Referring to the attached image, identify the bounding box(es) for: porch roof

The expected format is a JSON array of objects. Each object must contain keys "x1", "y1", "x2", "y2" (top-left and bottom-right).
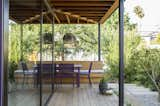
[{"x1": 9, "y1": 0, "x2": 119, "y2": 24}]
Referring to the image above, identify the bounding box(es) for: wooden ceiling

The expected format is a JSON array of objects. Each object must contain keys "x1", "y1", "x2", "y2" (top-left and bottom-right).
[{"x1": 9, "y1": 0, "x2": 119, "y2": 24}]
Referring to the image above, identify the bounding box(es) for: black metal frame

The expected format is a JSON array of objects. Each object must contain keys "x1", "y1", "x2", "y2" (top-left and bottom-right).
[
  {"x1": 98, "y1": 23, "x2": 101, "y2": 61},
  {"x1": 0, "y1": 0, "x2": 125, "y2": 106},
  {"x1": 40, "y1": 0, "x2": 43, "y2": 106},
  {"x1": 20, "y1": 24, "x2": 23, "y2": 61},
  {"x1": 51, "y1": 16, "x2": 55, "y2": 92},
  {"x1": 0, "y1": 0, "x2": 9, "y2": 106},
  {"x1": 0, "y1": 1, "x2": 3, "y2": 105},
  {"x1": 119, "y1": 0, "x2": 124, "y2": 106}
]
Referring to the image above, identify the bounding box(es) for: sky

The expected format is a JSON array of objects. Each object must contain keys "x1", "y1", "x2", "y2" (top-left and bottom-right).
[{"x1": 125, "y1": 0, "x2": 160, "y2": 36}]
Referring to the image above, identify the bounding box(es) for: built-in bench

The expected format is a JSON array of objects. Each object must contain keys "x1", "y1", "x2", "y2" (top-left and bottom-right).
[{"x1": 15, "y1": 61, "x2": 104, "y2": 84}]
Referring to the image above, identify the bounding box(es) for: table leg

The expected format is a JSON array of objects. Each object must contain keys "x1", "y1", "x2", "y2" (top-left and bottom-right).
[{"x1": 77, "y1": 67, "x2": 80, "y2": 87}]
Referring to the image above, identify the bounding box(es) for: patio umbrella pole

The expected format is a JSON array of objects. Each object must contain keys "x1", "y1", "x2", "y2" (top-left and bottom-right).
[{"x1": 119, "y1": 0, "x2": 124, "y2": 106}]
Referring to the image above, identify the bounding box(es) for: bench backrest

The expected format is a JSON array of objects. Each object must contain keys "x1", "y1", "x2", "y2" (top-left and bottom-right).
[{"x1": 27, "y1": 61, "x2": 104, "y2": 70}]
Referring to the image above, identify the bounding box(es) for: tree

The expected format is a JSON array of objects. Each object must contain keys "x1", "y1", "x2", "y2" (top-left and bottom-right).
[
  {"x1": 134, "y1": 5, "x2": 145, "y2": 19},
  {"x1": 134, "y1": 5, "x2": 145, "y2": 32}
]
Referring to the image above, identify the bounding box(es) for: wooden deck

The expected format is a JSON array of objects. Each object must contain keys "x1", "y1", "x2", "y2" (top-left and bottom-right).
[{"x1": 48, "y1": 84, "x2": 118, "y2": 106}]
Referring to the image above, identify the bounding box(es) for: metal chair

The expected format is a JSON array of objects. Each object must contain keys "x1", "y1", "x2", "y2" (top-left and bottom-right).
[
  {"x1": 80, "y1": 62, "x2": 93, "y2": 85},
  {"x1": 20, "y1": 61, "x2": 37, "y2": 87},
  {"x1": 36, "y1": 64, "x2": 55, "y2": 87}
]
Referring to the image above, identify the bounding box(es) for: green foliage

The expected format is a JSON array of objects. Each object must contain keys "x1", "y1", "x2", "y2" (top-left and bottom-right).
[
  {"x1": 8, "y1": 61, "x2": 18, "y2": 83},
  {"x1": 101, "y1": 10, "x2": 141, "y2": 80},
  {"x1": 129, "y1": 48, "x2": 160, "y2": 92}
]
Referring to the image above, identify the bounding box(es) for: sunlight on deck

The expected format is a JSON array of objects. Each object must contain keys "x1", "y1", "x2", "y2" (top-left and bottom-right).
[{"x1": 48, "y1": 84, "x2": 118, "y2": 106}]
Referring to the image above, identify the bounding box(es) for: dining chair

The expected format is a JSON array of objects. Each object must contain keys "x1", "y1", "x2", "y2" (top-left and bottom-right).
[
  {"x1": 80, "y1": 62, "x2": 93, "y2": 85},
  {"x1": 36, "y1": 64, "x2": 55, "y2": 87},
  {"x1": 20, "y1": 61, "x2": 37, "y2": 87},
  {"x1": 54, "y1": 64, "x2": 76, "y2": 87}
]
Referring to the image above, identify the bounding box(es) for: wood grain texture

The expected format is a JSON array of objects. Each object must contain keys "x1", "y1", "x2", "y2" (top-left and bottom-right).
[
  {"x1": 9, "y1": 0, "x2": 117, "y2": 24},
  {"x1": 48, "y1": 84, "x2": 118, "y2": 106}
]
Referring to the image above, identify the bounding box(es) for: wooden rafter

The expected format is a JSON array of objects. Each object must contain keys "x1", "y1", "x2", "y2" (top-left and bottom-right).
[
  {"x1": 66, "y1": 15, "x2": 70, "y2": 24},
  {"x1": 54, "y1": 9, "x2": 97, "y2": 23},
  {"x1": 22, "y1": 12, "x2": 47, "y2": 23},
  {"x1": 54, "y1": 13, "x2": 61, "y2": 23},
  {"x1": 100, "y1": 0, "x2": 119, "y2": 23},
  {"x1": 9, "y1": 16, "x2": 20, "y2": 23},
  {"x1": 22, "y1": 7, "x2": 97, "y2": 24},
  {"x1": 44, "y1": 0, "x2": 61, "y2": 24},
  {"x1": 45, "y1": 14, "x2": 52, "y2": 23},
  {"x1": 77, "y1": 17, "x2": 80, "y2": 23}
]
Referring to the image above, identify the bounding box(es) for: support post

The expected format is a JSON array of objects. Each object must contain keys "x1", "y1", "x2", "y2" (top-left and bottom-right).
[
  {"x1": 119, "y1": 0, "x2": 124, "y2": 106},
  {"x1": 0, "y1": 1, "x2": 3, "y2": 106},
  {"x1": 40, "y1": 0, "x2": 43, "y2": 105},
  {"x1": 51, "y1": 15, "x2": 55, "y2": 92},
  {"x1": 0, "y1": 0, "x2": 9, "y2": 106},
  {"x1": 98, "y1": 23, "x2": 101, "y2": 61},
  {"x1": 20, "y1": 24, "x2": 23, "y2": 61}
]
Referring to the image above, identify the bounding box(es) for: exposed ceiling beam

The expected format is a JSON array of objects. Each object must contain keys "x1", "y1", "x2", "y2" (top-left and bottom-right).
[
  {"x1": 22, "y1": 0, "x2": 98, "y2": 24},
  {"x1": 100, "y1": 0, "x2": 119, "y2": 23},
  {"x1": 44, "y1": 0, "x2": 61, "y2": 24},
  {"x1": 54, "y1": 13, "x2": 61, "y2": 23},
  {"x1": 77, "y1": 17, "x2": 80, "y2": 24},
  {"x1": 22, "y1": 12, "x2": 47, "y2": 23},
  {"x1": 49, "y1": 0, "x2": 115, "y2": 1},
  {"x1": 45, "y1": 14, "x2": 52, "y2": 23},
  {"x1": 51, "y1": 1, "x2": 114, "y2": 7},
  {"x1": 54, "y1": 9, "x2": 97, "y2": 23},
  {"x1": 66, "y1": 15, "x2": 70, "y2": 24},
  {"x1": 9, "y1": 16, "x2": 20, "y2": 23}
]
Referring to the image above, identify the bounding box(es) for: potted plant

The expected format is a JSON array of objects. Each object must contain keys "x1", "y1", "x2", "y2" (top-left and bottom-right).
[
  {"x1": 8, "y1": 61, "x2": 18, "y2": 92},
  {"x1": 99, "y1": 72, "x2": 113, "y2": 95}
]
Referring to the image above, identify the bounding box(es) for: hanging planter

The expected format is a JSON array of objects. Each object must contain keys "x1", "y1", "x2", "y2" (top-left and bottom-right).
[
  {"x1": 63, "y1": 33, "x2": 76, "y2": 44},
  {"x1": 43, "y1": 32, "x2": 52, "y2": 44}
]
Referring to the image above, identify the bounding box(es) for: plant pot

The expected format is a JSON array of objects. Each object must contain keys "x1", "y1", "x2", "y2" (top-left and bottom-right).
[{"x1": 99, "y1": 80, "x2": 108, "y2": 94}]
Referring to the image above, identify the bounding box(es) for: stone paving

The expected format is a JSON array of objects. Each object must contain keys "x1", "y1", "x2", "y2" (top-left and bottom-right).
[{"x1": 109, "y1": 83, "x2": 160, "y2": 106}]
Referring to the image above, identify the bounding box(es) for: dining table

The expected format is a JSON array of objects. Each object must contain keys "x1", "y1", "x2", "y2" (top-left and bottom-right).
[{"x1": 33, "y1": 64, "x2": 82, "y2": 87}]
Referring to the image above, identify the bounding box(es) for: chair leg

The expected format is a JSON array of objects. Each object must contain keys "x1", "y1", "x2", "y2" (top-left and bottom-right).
[
  {"x1": 72, "y1": 78, "x2": 75, "y2": 87},
  {"x1": 22, "y1": 76, "x2": 25, "y2": 88},
  {"x1": 88, "y1": 76, "x2": 92, "y2": 86}
]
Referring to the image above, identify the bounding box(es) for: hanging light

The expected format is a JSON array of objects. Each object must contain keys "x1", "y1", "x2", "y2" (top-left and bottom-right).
[
  {"x1": 63, "y1": 33, "x2": 77, "y2": 48},
  {"x1": 43, "y1": 32, "x2": 52, "y2": 44},
  {"x1": 63, "y1": 33, "x2": 76, "y2": 44}
]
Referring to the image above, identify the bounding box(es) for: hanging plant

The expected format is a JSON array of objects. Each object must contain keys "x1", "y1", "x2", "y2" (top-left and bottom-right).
[{"x1": 43, "y1": 32, "x2": 52, "y2": 44}]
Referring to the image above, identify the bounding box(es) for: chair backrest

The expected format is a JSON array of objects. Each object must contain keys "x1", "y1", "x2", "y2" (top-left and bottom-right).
[
  {"x1": 37, "y1": 64, "x2": 56, "y2": 71},
  {"x1": 59, "y1": 64, "x2": 74, "y2": 72},
  {"x1": 20, "y1": 61, "x2": 28, "y2": 70},
  {"x1": 20, "y1": 61, "x2": 28, "y2": 75},
  {"x1": 88, "y1": 62, "x2": 93, "y2": 74}
]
